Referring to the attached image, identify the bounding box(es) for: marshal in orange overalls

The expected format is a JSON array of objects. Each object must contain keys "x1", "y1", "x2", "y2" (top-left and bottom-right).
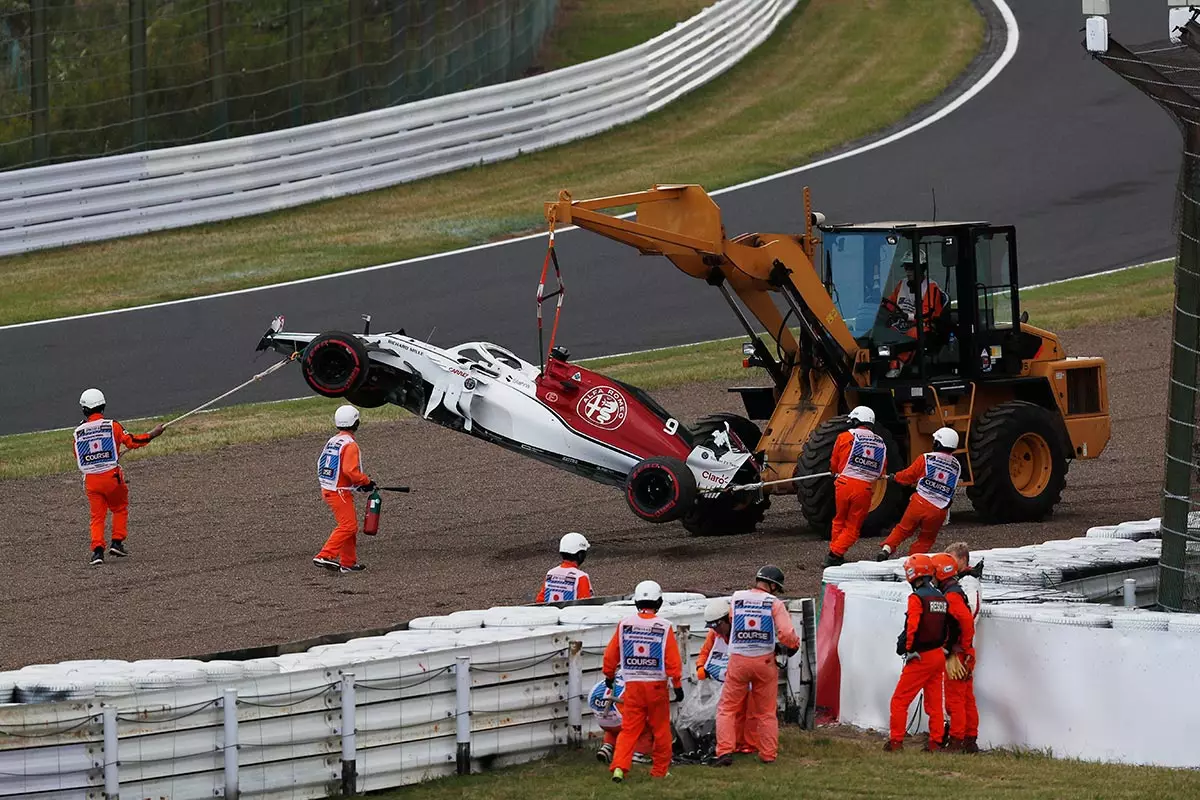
[
  {"x1": 315, "y1": 431, "x2": 372, "y2": 568},
  {"x1": 829, "y1": 426, "x2": 887, "y2": 559},
  {"x1": 72, "y1": 413, "x2": 158, "y2": 553},
  {"x1": 602, "y1": 609, "x2": 682, "y2": 779},
  {"x1": 887, "y1": 556, "x2": 948, "y2": 751}
]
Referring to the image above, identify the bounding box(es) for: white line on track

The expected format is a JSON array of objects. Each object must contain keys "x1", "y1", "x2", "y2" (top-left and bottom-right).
[{"x1": 0, "y1": 0, "x2": 1020, "y2": 334}]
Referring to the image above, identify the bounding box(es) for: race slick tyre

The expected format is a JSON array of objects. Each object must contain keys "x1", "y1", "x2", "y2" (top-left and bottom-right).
[
  {"x1": 796, "y1": 416, "x2": 907, "y2": 539},
  {"x1": 967, "y1": 401, "x2": 1068, "y2": 523},
  {"x1": 301, "y1": 331, "x2": 369, "y2": 398},
  {"x1": 625, "y1": 456, "x2": 698, "y2": 524}
]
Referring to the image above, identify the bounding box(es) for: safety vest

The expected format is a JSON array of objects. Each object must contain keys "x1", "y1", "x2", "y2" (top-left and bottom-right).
[
  {"x1": 905, "y1": 582, "x2": 949, "y2": 653},
  {"x1": 588, "y1": 678, "x2": 624, "y2": 730},
  {"x1": 73, "y1": 419, "x2": 119, "y2": 474},
  {"x1": 729, "y1": 589, "x2": 777, "y2": 657},
  {"x1": 916, "y1": 452, "x2": 961, "y2": 509},
  {"x1": 317, "y1": 433, "x2": 358, "y2": 491},
  {"x1": 617, "y1": 614, "x2": 671, "y2": 682},
  {"x1": 542, "y1": 566, "x2": 587, "y2": 602},
  {"x1": 840, "y1": 428, "x2": 886, "y2": 483},
  {"x1": 703, "y1": 635, "x2": 731, "y2": 682}
]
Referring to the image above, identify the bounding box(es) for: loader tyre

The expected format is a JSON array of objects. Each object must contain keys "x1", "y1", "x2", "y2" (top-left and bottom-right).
[
  {"x1": 302, "y1": 332, "x2": 369, "y2": 398},
  {"x1": 796, "y1": 417, "x2": 907, "y2": 539},
  {"x1": 625, "y1": 456, "x2": 697, "y2": 524},
  {"x1": 967, "y1": 401, "x2": 1067, "y2": 523}
]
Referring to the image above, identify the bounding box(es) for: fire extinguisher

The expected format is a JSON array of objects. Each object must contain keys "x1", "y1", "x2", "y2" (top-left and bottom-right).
[{"x1": 363, "y1": 489, "x2": 382, "y2": 536}]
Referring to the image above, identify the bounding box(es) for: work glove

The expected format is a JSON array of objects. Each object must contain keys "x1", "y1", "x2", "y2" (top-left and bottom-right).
[
  {"x1": 896, "y1": 633, "x2": 907, "y2": 657},
  {"x1": 673, "y1": 686, "x2": 685, "y2": 703},
  {"x1": 774, "y1": 642, "x2": 799, "y2": 658},
  {"x1": 696, "y1": 667, "x2": 708, "y2": 681},
  {"x1": 903, "y1": 652, "x2": 921, "y2": 665},
  {"x1": 149, "y1": 424, "x2": 165, "y2": 439},
  {"x1": 605, "y1": 677, "x2": 615, "y2": 691},
  {"x1": 967, "y1": 559, "x2": 985, "y2": 579},
  {"x1": 357, "y1": 480, "x2": 377, "y2": 493}
]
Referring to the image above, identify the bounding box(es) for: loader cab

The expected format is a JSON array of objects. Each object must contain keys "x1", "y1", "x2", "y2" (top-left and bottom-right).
[{"x1": 820, "y1": 222, "x2": 1023, "y2": 384}]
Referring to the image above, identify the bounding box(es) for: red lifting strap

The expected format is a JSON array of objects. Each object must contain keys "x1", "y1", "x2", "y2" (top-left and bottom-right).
[{"x1": 536, "y1": 224, "x2": 565, "y2": 372}]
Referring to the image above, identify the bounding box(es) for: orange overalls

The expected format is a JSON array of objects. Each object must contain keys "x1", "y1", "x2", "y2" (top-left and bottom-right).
[
  {"x1": 699, "y1": 628, "x2": 751, "y2": 752},
  {"x1": 882, "y1": 451, "x2": 961, "y2": 555},
  {"x1": 316, "y1": 432, "x2": 371, "y2": 567},
  {"x1": 536, "y1": 561, "x2": 592, "y2": 603},
  {"x1": 830, "y1": 428, "x2": 887, "y2": 557},
  {"x1": 941, "y1": 579, "x2": 977, "y2": 742},
  {"x1": 73, "y1": 414, "x2": 153, "y2": 550},
  {"x1": 603, "y1": 610, "x2": 682, "y2": 778},
  {"x1": 889, "y1": 581, "x2": 948, "y2": 746},
  {"x1": 717, "y1": 589, "x2": 799, "y2": 762}
]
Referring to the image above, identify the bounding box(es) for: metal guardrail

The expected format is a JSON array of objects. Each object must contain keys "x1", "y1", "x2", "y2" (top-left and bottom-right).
[
  {"x1": 0, "y1": 0, "x2": 798, "y2": 257},
  {"x1": 0, "y1": 603, "x2": 815, "y2": 799}
]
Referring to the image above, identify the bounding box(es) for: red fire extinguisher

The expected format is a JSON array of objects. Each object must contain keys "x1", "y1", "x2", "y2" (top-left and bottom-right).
[{"x1": 363, "y1": 489, "x2": 382, "y2": 536}]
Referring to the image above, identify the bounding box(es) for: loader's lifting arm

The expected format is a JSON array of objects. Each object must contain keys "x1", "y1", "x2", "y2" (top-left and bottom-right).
[{"x1": 544, "y1": 185, "x2": 864, "y2": 380}]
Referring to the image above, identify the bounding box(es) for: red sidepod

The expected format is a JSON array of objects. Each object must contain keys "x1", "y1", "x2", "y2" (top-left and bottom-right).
[{"x1": 536, "y1": 356, "x2": 692, "y2": 461}]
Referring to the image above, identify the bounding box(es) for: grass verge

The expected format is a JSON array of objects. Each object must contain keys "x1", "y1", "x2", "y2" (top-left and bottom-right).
[
  {"x1": 0, "y1": 260, "x2": 1172, "y2": 481},
  {"x1": 0, "y1": 0, "x2": 983, "y2": 325},
  {"x1": 372, "y1": 728, "x2": 1200, "y2": 799}
]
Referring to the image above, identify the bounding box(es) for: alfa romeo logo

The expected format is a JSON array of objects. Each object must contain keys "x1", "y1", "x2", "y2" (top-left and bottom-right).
[{"x1": 577, "y1": 386, "x2": 628, "y2": 430}]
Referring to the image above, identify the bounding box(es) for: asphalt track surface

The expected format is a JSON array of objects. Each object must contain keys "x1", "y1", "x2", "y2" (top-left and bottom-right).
[{"x1": 0, "y1": 0, "x2": 1179, "y2": 436}]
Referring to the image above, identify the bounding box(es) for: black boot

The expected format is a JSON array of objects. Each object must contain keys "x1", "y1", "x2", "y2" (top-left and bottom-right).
[{"x1": 824, "y1": 551, "x2": 845, "y2": 568}]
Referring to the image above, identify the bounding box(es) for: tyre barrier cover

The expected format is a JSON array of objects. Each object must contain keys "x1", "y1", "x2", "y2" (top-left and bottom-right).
[
  {"x1": 482, "y1": 606, "x2": 562, "y2": 627},
  {"x1": 558, "y1": 606, "x2": 629, "y2": 626}
]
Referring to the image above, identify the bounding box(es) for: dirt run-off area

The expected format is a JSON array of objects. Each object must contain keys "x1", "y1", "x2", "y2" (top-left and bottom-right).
[{"x1": 0, "y1": 317, "x2": 1167, "y2": 669}]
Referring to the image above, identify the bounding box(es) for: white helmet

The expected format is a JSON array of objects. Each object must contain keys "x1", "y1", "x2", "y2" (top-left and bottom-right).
[
  {"x1": 704, "y1": 597, "x2": 731, "y2": 625},
  {"x1": 932, "y1": 427, "x2": 960, "y2": 450},
  {"x1": 559, "y1": 532, "x2": 590, "y2": 555},
  {"x1": 334, "y1": 405, "x2": 360, "y2": 429},
  {"x1": 633, "y1": 580, "x2": 663, "y2": 603},
  {"x1": 80, "y1": 388, "x2": 106, "y2": 410},
  {"x1": 848, "y1": 405, "x2": 875, "y2": 425}
]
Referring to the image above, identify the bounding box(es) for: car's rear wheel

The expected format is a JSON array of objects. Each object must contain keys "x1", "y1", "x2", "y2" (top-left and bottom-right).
[
  {"x1": 625, "y1": 456, "x2": 697, "y2": 523},
  {"x1": 302, "y1": 332, "x2": 369, "y2": 398}
]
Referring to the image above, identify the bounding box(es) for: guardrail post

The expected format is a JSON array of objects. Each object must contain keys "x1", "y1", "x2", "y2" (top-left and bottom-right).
[
  {"x1": 567, "y1": 640, "x2": 582, "y2": 748},
  {"x1": 341, "y1": 672, "x2": 358, "y2": 795},
  {"x1": 222, "y1": 688, "x2": 239, "y2": 799},
  {"x1": 677, "y1": 624, "x2": 692, "y2": 681},
  {"x1": 102, "y1": 705, "x2": 119, "y2": 799},
  {"x1": 456, "y1": 656, "x2": 471, "y2": 775},
  {"x1": 1123, "y1": 578, "x2": 1137, "y2": 607}
]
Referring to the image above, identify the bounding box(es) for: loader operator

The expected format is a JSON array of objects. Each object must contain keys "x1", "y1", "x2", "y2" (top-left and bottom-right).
[
  {"x1": 73, "y1": 388, "x2": 164, "y2": 566},
  {"x1": 603, "y1": 580, "x2": 683, "y2": 783},
  {"x1": 714, "y1": 565, "x2": 799, "y2": 767},
  {"x1": 885, "y1": 554, "x2": 948, "y2": 752},
  {"x1": 313, "y1": 405, "x2": 375, "y2": 573},
  {"x1": 876, "y1": 427, "x2": 962, "y2": 560},
  {"x1": 884, "y1": 250, "x2": 948, "y2": 378},
  {"x1": 825, "y1": 406, "x2": 887, "y2": 568},
  {"x1": 536, "y1": 532, "x2": 593, "y2": 602}
]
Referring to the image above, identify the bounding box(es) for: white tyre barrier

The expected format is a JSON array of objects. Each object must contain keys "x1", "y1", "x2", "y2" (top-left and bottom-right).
[
  {"x1": 557, "y1": 606, "x2": 629, "y2": 626},
  {"x1": 483, "y1": 606, "x2": 562, "y2": 627}
]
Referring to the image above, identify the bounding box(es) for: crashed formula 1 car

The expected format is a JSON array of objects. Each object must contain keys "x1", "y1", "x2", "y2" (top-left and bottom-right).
[{"x1": 257, "y1": 319, "x2": 770, "y2": 536}]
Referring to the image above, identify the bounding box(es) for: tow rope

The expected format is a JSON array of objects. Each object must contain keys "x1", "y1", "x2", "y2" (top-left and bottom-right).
[{"x1": 161, "y1": 352, "x2": 299, "y2": 430}]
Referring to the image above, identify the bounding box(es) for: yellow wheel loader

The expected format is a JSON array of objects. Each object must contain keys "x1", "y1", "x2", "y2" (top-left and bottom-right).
[{"x1": 545, "y1": 185, "x2": 1111, "y2": 537}]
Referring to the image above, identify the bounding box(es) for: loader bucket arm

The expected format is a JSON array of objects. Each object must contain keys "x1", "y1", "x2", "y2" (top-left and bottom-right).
[{"x1": 545, "y1": 185, "x2": 862, "y2": 368}]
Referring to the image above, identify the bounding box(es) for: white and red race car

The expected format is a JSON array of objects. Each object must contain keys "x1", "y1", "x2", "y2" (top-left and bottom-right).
[{"x1": 257, "y1": 320, "x2": 770, "y2": 535}]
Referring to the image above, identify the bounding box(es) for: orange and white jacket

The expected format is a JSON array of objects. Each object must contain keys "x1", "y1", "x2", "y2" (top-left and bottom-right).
[{"x1": 317, "y1": 432, "x2": 371, "y2": 492}]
